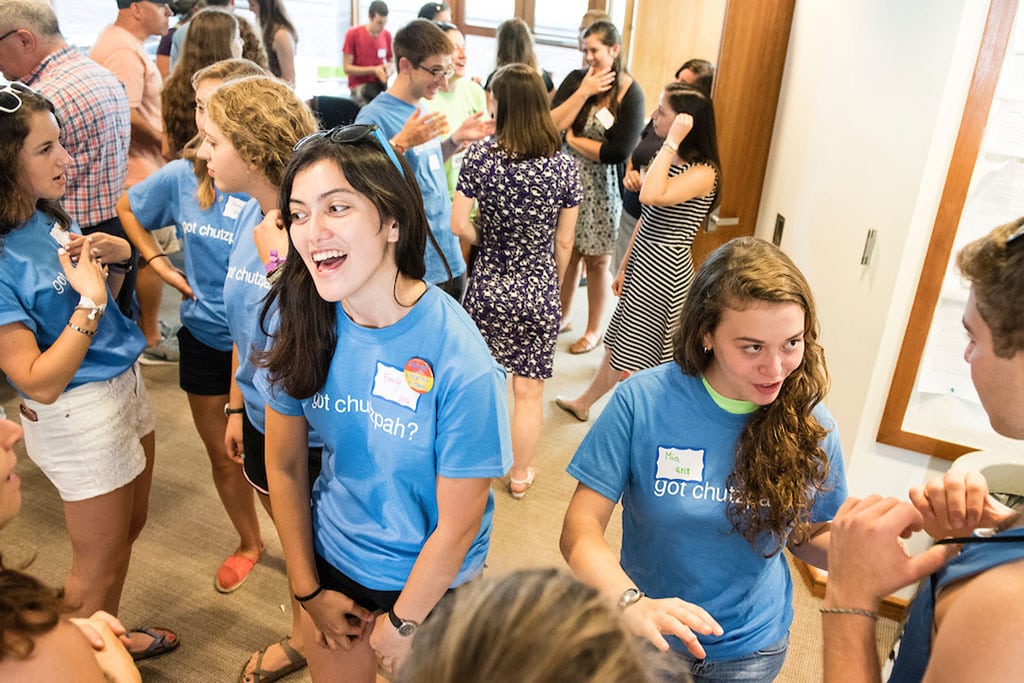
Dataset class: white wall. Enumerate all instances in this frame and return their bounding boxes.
[756,0,994,497]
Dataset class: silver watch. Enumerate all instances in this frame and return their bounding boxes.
[388,610,419,637]
[618,587,645,609]
[75,295,107,321]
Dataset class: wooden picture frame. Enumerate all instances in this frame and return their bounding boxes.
[876,0,1018,460]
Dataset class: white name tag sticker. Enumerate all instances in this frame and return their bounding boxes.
[377,48,387,59]
[655,447,704,482]
[49,225,71,248]
[595,106,615,129]
[428,153,442,172]
[372,362,421,411]
[223,195,246,219]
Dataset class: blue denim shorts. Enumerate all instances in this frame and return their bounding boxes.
[667,632,789,682]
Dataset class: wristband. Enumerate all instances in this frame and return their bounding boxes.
[294,585,323,603]
[145,253,170,265]
[819,607,878,620]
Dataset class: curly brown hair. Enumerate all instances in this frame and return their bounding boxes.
[0,554,64,663]
[205,76,317,189]
[957,217,1024,358]
[161,8,241,158]
[674,237,832,555]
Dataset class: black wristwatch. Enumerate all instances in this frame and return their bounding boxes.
[388,609,419,637]
[618,587,645,609]
[224,403,245,417]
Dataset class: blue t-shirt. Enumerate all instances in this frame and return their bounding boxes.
[223,199,273,431]
[0,211,146,394]
[128,158,250,351]
[355,92,465,284]
[266,286,512,590]
[567,364,847,660]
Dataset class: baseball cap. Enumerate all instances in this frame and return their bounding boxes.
[117,0,171,8]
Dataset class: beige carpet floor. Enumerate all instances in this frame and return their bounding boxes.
[0,282,898,681]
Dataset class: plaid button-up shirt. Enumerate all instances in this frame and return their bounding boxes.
[23,45,131,228]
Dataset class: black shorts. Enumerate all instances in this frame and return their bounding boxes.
[314,554,402,613]
[177,326,232,396]
[241,409,322,495]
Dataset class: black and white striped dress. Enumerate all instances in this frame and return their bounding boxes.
[605,162,717,372]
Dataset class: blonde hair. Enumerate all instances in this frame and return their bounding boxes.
[184,59,270,210]
[205,76,317,189]
[397,569,665,683]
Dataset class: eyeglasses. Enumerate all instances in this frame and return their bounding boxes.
[416,63,455,81]
[0,81,27,115]
[293,124,405,178]
[0,29,18,43]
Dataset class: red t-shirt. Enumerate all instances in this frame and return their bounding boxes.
[342,25,393,88]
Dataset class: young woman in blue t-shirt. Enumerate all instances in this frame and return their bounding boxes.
[0,83,176,661]
[561,237,847,681]
[259,126,512,680]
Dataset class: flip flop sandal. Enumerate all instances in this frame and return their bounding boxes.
[129,626,179,662]
[240,636,307,683]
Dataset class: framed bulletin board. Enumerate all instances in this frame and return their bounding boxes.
[877,0,1022,460]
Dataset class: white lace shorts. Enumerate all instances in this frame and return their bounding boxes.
[20,365,155,502]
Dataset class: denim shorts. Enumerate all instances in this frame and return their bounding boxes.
[20,365,155,502]
[667,633,789,682]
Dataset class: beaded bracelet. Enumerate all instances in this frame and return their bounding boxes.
[819,607,878,620]
[67,322,96,337]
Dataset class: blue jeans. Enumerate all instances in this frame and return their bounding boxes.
[665,633,789,682]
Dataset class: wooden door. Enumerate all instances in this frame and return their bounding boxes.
[690,0,797,269]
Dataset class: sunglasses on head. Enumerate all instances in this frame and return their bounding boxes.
[0,81,29,115]
[293,124,405,178]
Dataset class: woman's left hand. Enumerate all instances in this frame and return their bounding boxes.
[611,270,625,297]
[667,113,694,147]
[66,232,132,266]
[253,209,288,268]
[369,612,413,675]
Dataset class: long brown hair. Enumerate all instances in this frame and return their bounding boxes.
[162,8,241,157]
[261,136,429,399]
[495,18,539,72]
[0,84,72,240]
[491,64,560,159]
[674,237,832,554]
[572,20,626,136]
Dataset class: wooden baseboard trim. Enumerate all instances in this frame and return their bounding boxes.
[795,559,909,622]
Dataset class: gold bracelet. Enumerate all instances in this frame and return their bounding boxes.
[819,607,878,620]
[67,322,96,337]
[662,140,679,154]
